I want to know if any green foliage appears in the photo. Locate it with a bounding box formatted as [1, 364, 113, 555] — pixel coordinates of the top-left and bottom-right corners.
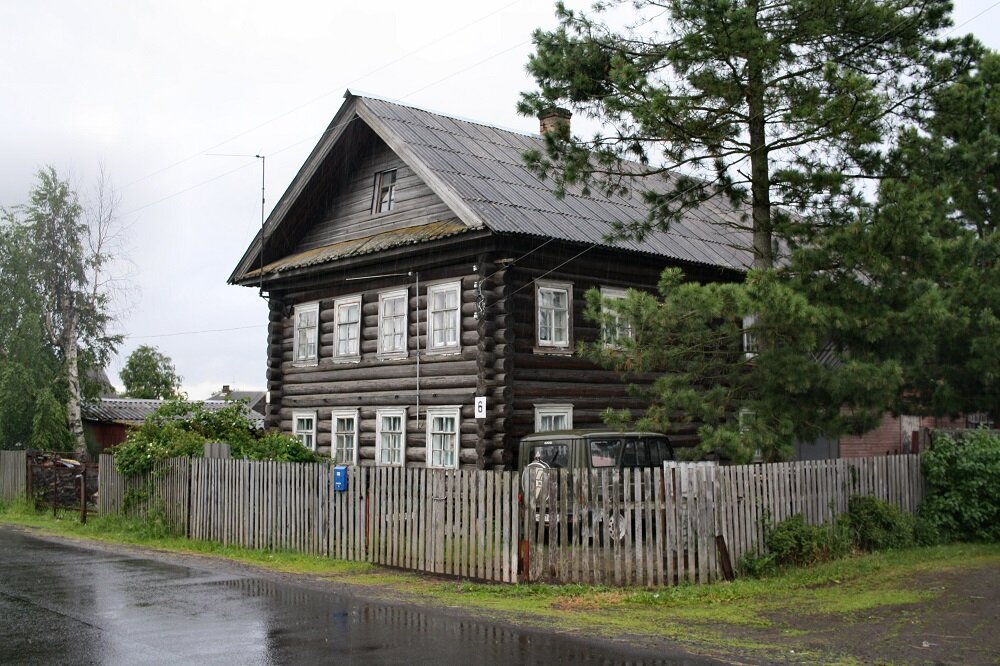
[765, 514, 851, 568]
[29, 389, 74, 453]
[113, 400, 319, 476]
[842, 496, 916, 552]
[920, 431, 1000, 542]
[120, 345, 182, 399]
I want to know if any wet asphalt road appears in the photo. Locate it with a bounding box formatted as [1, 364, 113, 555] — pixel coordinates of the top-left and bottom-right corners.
[0, 528, 715, 665]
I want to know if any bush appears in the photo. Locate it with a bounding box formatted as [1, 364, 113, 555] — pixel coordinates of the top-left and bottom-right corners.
[113, 400, 319, 476]
[920, 430, 1000, 542]
[737, 551, 777, 578]
[842, 495, 916, 552]
[765, 514, 850, 568]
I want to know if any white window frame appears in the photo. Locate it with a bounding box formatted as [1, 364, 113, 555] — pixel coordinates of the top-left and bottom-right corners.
[331, 408, 359, 465]
[742, 313, 758, 359]
[333, 294, 362, 362]
[372, 168, 397, 214]
[292, 410, 317, 451]
[375, 407, 407, 467]
[600, 286, 632, 347]
[425, 406, 461, 469]
[534, 404, 574, 432]
[292, 302, 319, 366]
[427, 281, 461, 353]
[536, 281, 572, 350]
[377, 289, 408, 359]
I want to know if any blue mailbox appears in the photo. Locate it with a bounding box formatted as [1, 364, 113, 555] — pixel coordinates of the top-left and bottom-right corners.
[333, 465, 348, 492]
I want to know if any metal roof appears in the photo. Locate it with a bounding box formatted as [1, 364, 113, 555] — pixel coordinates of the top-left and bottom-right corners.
[357, 95, 754, 271]
[81, 398, 265, 428]
[232, 92, 755, 283]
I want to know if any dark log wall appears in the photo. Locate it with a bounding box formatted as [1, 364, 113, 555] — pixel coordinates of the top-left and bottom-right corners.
[266, 256, 508, 469]
[294, 131, 452, 252]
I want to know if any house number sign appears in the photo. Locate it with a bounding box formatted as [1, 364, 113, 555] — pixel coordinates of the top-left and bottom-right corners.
[474, 396, 487, 420]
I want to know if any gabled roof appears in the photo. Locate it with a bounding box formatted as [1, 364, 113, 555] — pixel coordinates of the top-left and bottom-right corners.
[82, 398, 265, 428]
[230, 91, 753, 284]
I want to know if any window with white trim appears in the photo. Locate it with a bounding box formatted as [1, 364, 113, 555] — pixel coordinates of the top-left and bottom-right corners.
[742, 314, 758, 359]
[293, 302, 319, 365]
[536, 281, 571, 349]
[600, 286, 632, 346]
[292, 411, 317, 451]
[333, 295, 362, 361]
[534, 404, 573, 432]
[378, 289, 408, 358]
[376, 407, 406, 466]
[427, 282, 460, 352]
[372, 169, 397, 214]
[332, 408, 359, 464]
[426, 406, 460, 469]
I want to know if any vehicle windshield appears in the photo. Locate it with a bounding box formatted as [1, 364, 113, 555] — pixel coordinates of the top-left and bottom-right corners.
[527, 443, 569, 468]
[589, 439, 622, 467]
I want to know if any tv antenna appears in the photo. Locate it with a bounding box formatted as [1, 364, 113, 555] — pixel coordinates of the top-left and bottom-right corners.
[207, 152, 267, 298]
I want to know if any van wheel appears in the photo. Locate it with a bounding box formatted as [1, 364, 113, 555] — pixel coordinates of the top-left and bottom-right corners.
[602, 511, 629, 543]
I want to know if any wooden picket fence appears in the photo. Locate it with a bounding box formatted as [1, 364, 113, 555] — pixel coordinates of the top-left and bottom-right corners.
[98, 455, 519, 583]
[522, 454, 925, 586]
[0, 450, 27, 502]
[97, 455, 190, 532]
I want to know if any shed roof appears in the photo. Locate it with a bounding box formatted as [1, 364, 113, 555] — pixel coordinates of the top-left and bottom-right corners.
[81, 398, 265, 428]
[230, 92, 754, 284]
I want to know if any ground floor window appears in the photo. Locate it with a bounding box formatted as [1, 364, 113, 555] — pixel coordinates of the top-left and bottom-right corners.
[332, 409, 359, 464]
[292, 411, 317, 451]
[534, 404, 573, 432]
[426, 406, 460, 468]
[376, 407, 406, 466]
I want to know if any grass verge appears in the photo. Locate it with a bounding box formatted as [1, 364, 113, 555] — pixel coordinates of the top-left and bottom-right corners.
[2, 500, 998, 664]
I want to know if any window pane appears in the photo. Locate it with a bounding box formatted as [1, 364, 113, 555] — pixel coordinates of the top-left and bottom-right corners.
[528, 444, 568, 468]
[590, 439, 621, 468]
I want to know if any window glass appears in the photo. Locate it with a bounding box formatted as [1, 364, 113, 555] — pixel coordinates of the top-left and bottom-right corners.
[601, 287, 632, 346]
[333, 414, 356, 464]
[428, 411, 458, 468]
[294, 304, 318, 362]
[652, 438, 673, 464]
[379, 291, 407, 354]
[528, 444, 568, 469]
[538, 286, 569, 346]
[539, 413, 566, 432]
[590, 439, 621, 468]
[621, 439, 637, 467]
[336, 299, 361, 357]
[293, 413, 315, 451]
[428, 283, 459, 349]
[377, 412, 404, 465]
[374, 169, 397, 213]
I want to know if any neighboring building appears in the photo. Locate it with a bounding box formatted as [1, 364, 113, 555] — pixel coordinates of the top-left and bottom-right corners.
[81, 398, 265, 451]
[229, 92, 753, 469]
[206, 385, 267, 415]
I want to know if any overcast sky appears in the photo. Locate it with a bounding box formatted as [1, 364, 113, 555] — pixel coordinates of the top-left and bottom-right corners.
[2, 0, 998, 400]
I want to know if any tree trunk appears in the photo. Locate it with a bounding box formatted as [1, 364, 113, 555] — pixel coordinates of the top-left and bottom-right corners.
[746, 0, 773, 271]
[64, 313, 87, 461]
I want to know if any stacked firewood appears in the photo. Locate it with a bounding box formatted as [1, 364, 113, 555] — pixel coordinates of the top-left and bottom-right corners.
[27, 451, 98, 508]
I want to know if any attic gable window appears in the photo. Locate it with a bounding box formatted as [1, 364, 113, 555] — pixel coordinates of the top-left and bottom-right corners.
[372, 169, 397, 214]
[293, 302, 319, 365]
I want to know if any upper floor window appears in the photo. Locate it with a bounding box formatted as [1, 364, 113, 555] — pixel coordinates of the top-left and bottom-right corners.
[600, 286, 632, 346]
[372, 169, 397, 214]
[427, 282, 461, 352]
[534, 404, 573, 432]
[333, 295, 362, 361]
[293, 302, 319, 365]
[293, 410, 317, 451]
[332, 408, 359, 465]
[742, 314, 758, 359]
[426, 406, 460, 469]
[536, 281, 571, 349]
[376, 407, 406, 466]
[378, 289, 408, 358]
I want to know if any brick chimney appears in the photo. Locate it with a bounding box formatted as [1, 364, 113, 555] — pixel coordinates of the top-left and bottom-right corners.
[221, 384, 231, 395]
[538, 107, 571, 135]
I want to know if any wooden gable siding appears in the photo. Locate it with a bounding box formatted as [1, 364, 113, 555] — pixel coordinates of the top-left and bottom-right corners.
[265, 251, 508, 469]
[294, 133, 454, 253]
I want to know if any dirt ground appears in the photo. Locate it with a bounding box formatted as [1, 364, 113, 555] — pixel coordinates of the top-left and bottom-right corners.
[718, 565, 1000, 665]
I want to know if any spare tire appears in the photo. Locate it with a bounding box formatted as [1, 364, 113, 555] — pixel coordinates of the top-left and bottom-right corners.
[521, 460, 551, 503]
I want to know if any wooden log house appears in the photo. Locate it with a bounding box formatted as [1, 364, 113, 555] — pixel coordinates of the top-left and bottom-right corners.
[229, 92, 752, 469]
